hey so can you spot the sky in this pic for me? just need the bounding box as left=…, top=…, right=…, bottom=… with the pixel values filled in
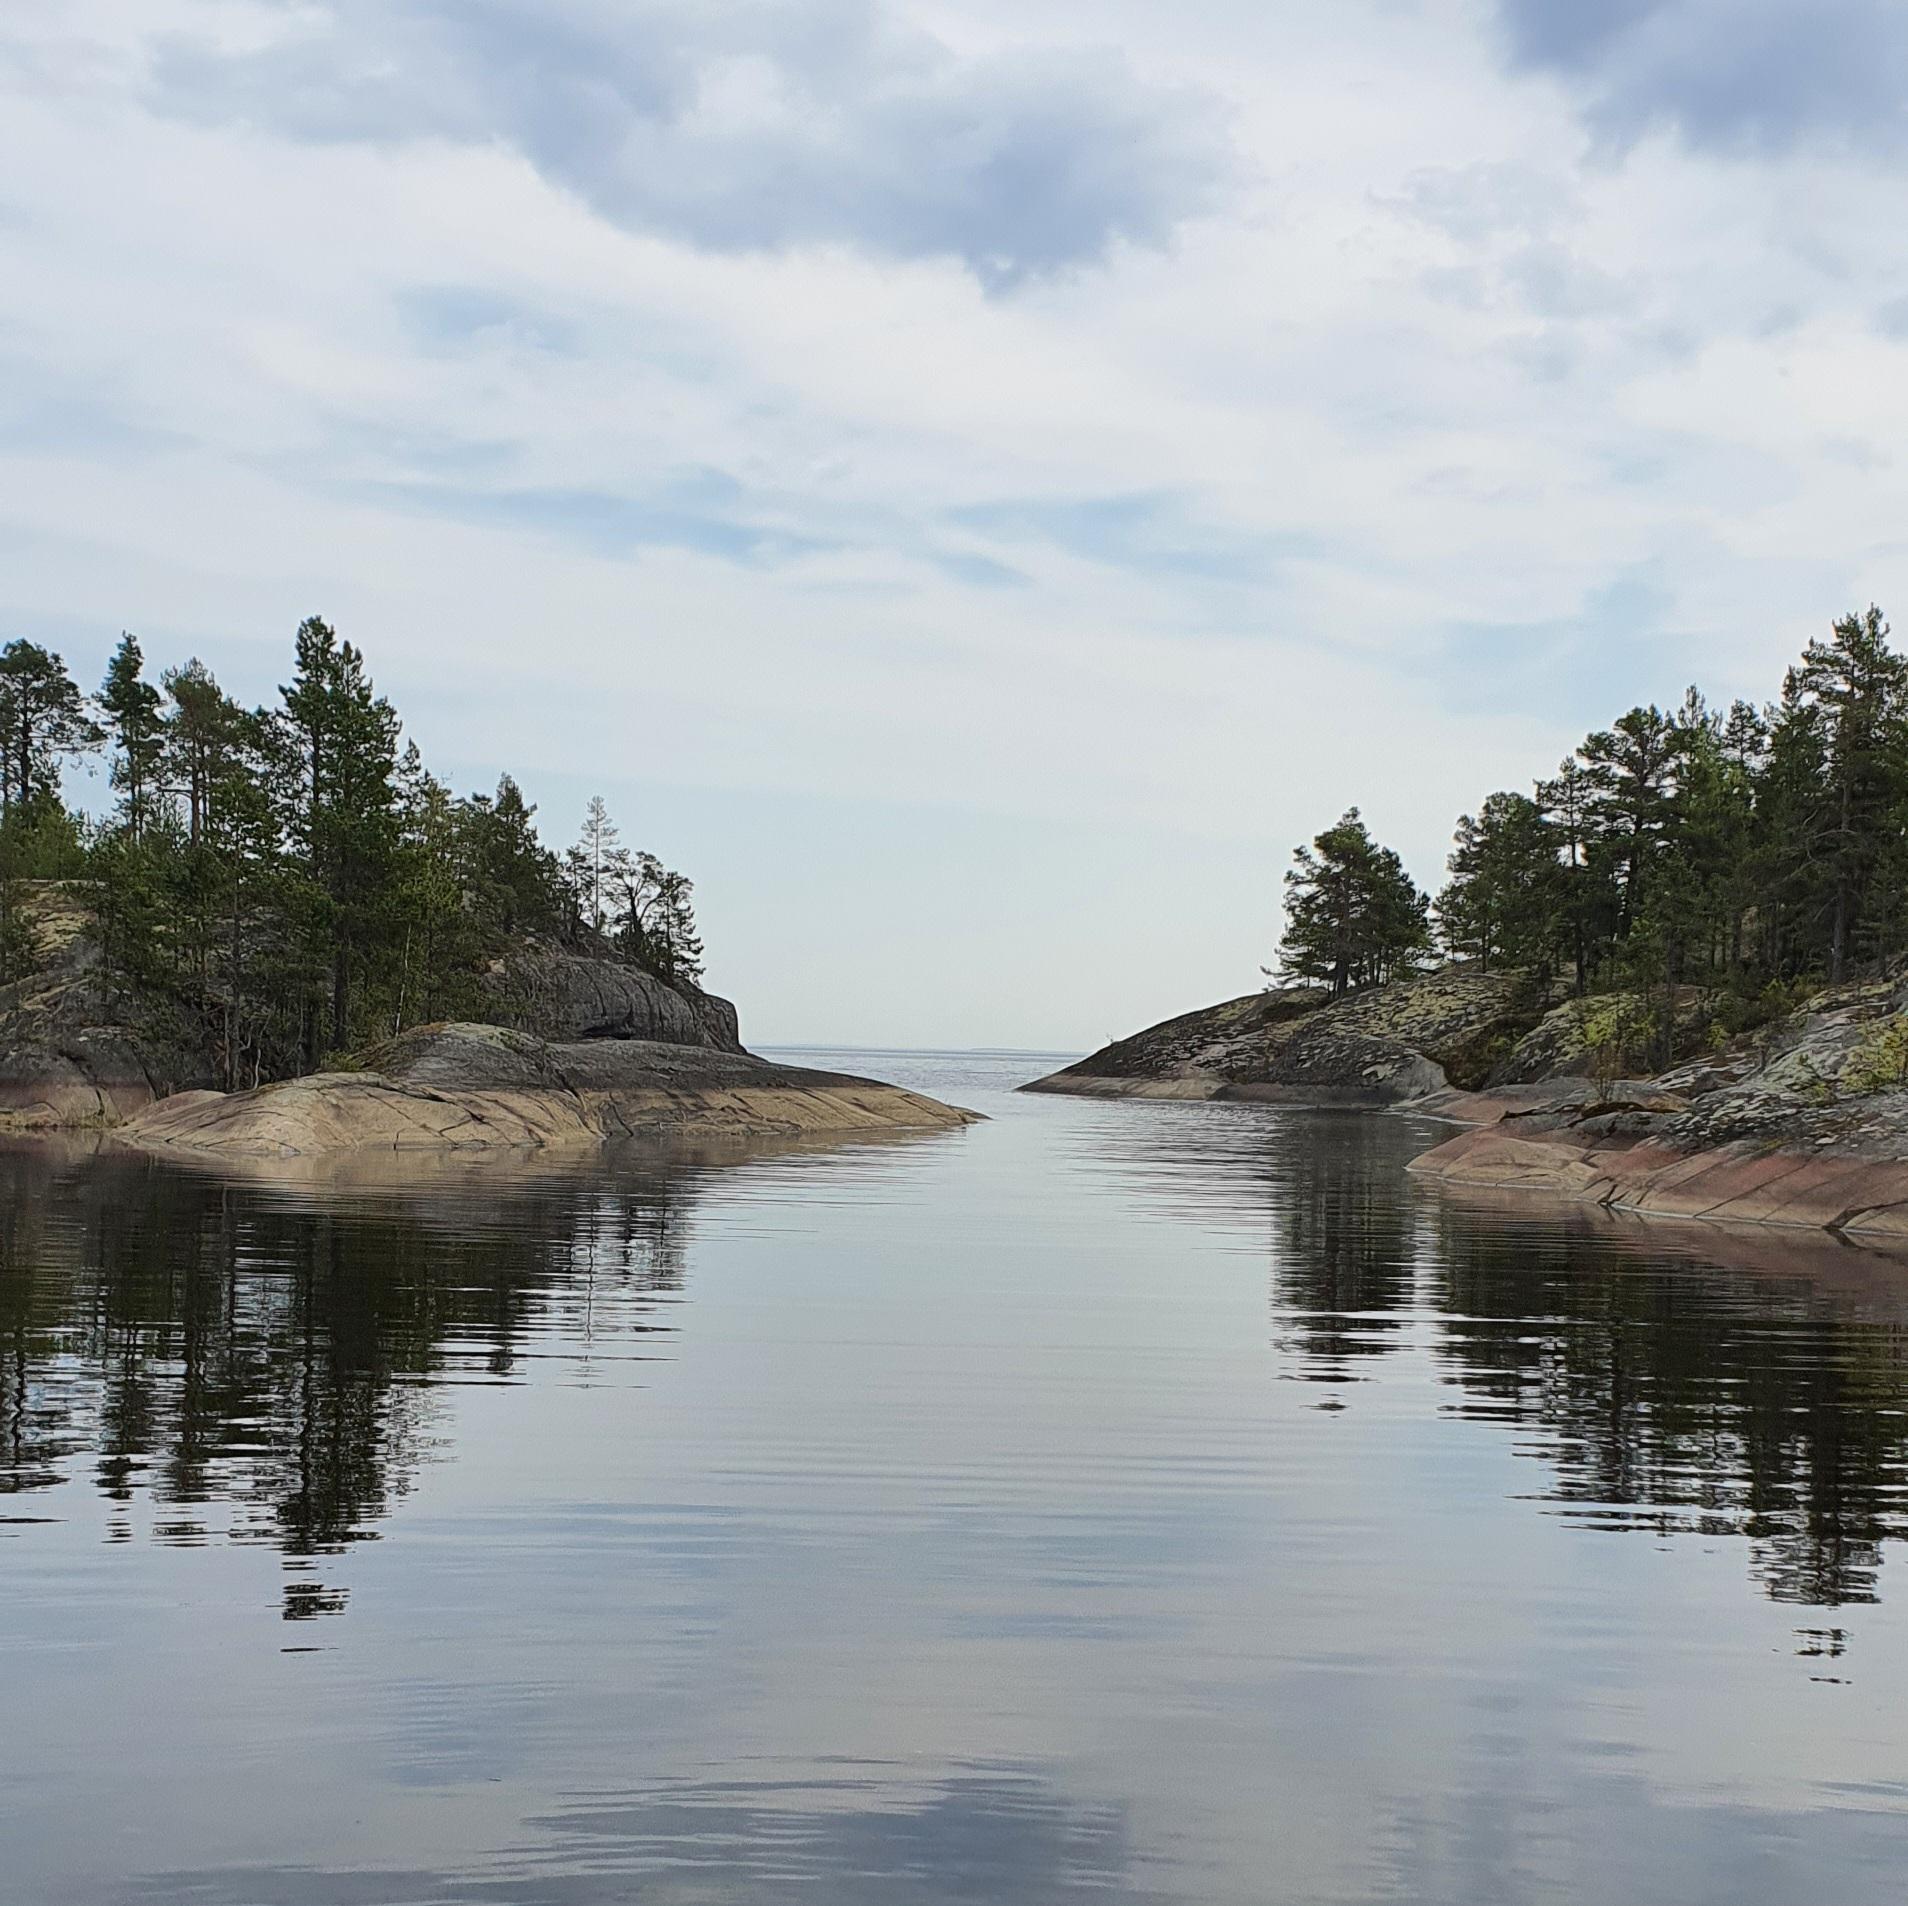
left=3, top=1, right=1907, bottom=1051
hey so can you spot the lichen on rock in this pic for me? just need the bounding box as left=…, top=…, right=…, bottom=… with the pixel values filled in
left=1023, top=963, right=1550, bottom=1105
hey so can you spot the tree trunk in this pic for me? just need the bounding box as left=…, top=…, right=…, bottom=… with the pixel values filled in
left=331, top=947, right=349, bottom=1056
left=227, top=867, right=243, bottom=1093
left=1831, top=775, right=1852, bottom=983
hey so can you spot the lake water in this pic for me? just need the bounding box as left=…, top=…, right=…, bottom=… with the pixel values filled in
left=6, top=1049, right=1908, bottom=1904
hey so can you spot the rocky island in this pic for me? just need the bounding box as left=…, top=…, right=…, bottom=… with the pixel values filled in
left=1027, top=963, right=1908, bottom=1240
left=0, top=883, right=972, bottom=1158
left=118, top=1021, right=972, bottom=1158
left=1026, top=606, right=1908, bottom=1244
left=0, top=621, right=973, bottom=1158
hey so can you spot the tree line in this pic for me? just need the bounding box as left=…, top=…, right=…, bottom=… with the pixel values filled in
left=0, top=619, right=703, bottom=1085
left=1276, top=606, right=1908, bottom=1044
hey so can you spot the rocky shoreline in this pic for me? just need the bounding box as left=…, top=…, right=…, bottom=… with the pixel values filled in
left=1027, top=964, right=1908, bottom=1239
left=0, top=884, right=975, bottom=1159
left=115, top=1022, right=977, bottom=1159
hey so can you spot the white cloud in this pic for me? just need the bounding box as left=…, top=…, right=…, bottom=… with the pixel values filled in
left=2, top=0, right=1906, bottom=1044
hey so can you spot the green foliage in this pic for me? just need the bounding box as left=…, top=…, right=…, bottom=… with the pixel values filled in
left=0, top=884, right=40, bottom=985
left=0, top=639, right=103, bottom=815
left=1842, top=1017, right=1908, bottom=1096
left=1434, top=790, right=1559, bottom=976
left=0, top=619, right=714, bottom=1088
left=1281, top=604, right=1908, bottom=1056
left=99, top=633, right=165, bottom=839
left=610, top=848, right=705, bottom=984
left=1574, top=994, right=1654, bottom=1092
left=1275, top=809, right=1430, bottom=997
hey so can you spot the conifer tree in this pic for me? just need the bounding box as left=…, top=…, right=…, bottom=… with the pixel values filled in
left=1784, top=607, right=1908, bottom=980
left=1435, top=792, right=1558, bottom=976
left=277, top=617, right=402, bottom=1055
left=1579, top=705, right=1684, bottom=936
left=1277, top=810, right=1430, bottom=996
left=99, top=634, right=165, bottom=840
left=566, top=796, right=622, bottom=936
left=465, top=774, right=562, bottom=939
left=611, top=851, right=705, bottom=984
left=0, top=639, right=102, bottom=817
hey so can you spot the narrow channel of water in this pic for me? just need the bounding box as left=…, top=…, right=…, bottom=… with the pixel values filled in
left=5, top=1051, right=1907, bottom=1904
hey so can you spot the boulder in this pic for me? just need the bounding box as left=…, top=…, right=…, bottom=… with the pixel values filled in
left=481, top=944, right=742, bottom=1051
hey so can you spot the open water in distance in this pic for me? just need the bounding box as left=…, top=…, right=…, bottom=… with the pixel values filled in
left=5, top=1050, right=1908, bottom=1903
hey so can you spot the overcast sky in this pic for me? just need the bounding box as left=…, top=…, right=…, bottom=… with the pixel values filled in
left=4, top=2, right=1906, bottom=1050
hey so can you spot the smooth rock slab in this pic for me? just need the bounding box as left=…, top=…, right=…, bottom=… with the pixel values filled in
left=1408, top=1124, right=1908, bottom=1237
left=115, top=1023, right=977, bottom=1159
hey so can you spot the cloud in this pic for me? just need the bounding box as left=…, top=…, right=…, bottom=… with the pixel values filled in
left=142, top=0, right=1232, bottom=290
left=339, top=469, right=836, bottom=566
left=949, top=493, right=1317, bottom=586
left=6, top=0, right=1908, bottom=1045
left=397, top=286, right=580, bottom=357
left=1495, top=0, right=1908, bottom=155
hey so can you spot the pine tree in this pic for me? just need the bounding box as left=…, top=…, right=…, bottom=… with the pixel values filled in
left=566, top=797, right=622, bottom=936
left=610, top=851, right=705, bottom=984
left=162, top=660, right=240, bottom=849
left=0, top=639, right=102, bottom=817
left=1277, top=810, right=1429, bottom=996
left=1578, top=705, right=1684, bottom=936
left=1535, top=757, right=1606, bottom=994
left=276, top=617, right=402, bottom=1056
left=1434, top=792, right=1558, bottom=975
left=99, top=634, right=165, bottom=840
left=465, top=775, right=562, bottom=940
left=1785, top=607, right=1908, bottom=981
left=389, top=743, right=477, bottom=1032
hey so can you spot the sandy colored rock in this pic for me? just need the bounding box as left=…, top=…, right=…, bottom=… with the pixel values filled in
left=116, top=1022, right=977, bottom=1159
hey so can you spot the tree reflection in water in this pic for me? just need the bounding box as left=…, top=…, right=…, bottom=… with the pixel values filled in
left=8, top=1113, right=1908, bottom=1623
left=1418, top=1192, right=1908, bottom=1607
left=0, top=1141, right=693, bottom=1618
left=1266, top=1119, right=1908, bottom=1607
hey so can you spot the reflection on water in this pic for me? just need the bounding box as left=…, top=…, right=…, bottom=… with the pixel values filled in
left=6, top=1055, right=1908, bottom=1905
left=1426, top=1198, right=1908, bottom=1608
left=0, top=1144, right=693, bottom=1616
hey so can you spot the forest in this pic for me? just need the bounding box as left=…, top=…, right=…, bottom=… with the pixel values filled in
left=1277, top=606, right=1908, bottom=1060
left=0, top=617, right=703, bottom=1086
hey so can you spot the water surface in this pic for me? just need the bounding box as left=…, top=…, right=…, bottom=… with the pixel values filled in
left=5, top=1050, right=1908, bottom=1903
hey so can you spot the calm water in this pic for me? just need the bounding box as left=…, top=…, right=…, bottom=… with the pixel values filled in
left=6, top=1050, right=1908, bottom=1904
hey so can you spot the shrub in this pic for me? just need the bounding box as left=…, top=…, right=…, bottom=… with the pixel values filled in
left=1843, top=1017, right=1908, bottom=1096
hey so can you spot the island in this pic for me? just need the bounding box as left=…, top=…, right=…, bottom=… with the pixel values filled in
left=0, top=621, right=973, bottom=1155
left=1025, top=963, right=1908, bottom=1237
left=1029, top=606, right=1908, bottom=1242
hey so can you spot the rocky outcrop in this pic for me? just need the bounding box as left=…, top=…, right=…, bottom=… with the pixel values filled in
left=1408, top=974, right=1908, bottom=1235
left=115, top=1022, right=977, bottom=1159
left=481, top=944, right=742, bottom=1050
left=0, top=888, right=753, bottom=1131
left=0, top=884, right=216, bottom=1127
left=1024, top=965, right=1548, bottom=1105
left=1410, top=1123, right=1908, bottom=1238
left=1031, top=957, right=1908, bottom=1238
